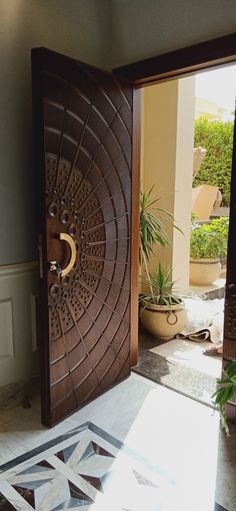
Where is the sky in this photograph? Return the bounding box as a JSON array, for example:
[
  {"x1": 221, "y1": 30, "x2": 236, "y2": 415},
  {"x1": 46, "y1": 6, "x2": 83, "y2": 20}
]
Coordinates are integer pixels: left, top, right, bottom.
[{"x1": 195, "y1": 64, "x2": 236, "y2": 114}]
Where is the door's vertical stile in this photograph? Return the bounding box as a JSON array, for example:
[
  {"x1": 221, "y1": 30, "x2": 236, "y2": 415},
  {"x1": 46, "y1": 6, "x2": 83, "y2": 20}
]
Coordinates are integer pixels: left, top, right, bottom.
[
  {"x1": 31, "y1": 52, "x2": 51, "y2": 424},
  {"x1": 130, "y1": 87, "x2": 141, "y2": 367}
]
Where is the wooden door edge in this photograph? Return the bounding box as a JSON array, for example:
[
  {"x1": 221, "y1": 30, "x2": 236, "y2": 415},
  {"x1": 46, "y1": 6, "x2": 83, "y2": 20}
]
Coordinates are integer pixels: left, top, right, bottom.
[
  {"x1": 31, "y1": 49, "x2": 51, "y2": 426},
  {"x1": 130, "y1": 88, "x2": 141, "y2": 367}
]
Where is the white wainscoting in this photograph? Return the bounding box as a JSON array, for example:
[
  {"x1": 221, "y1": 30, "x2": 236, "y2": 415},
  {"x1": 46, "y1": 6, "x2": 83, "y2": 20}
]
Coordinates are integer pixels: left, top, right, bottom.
[{"x1": 0, "y1": 262, "x2": 39, "y2": 387}]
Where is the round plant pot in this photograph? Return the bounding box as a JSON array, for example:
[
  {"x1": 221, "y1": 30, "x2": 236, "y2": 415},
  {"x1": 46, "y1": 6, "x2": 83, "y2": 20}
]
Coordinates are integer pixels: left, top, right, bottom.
[
  {"x1": 189, "y1": 258, "x2": 221, "y2": 286},
  {"x1": 140, "y1": 302, "x2": 187, "y2": 340}
]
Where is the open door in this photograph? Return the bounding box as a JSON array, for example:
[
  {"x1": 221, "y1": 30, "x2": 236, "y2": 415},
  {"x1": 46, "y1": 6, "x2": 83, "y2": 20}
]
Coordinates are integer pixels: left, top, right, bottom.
[
  {"x1": 223, "y1": 105, "x2": 236, "y2": 422},
  {"x1": 32, "y1": 48, "x2": 139, "y2": 427}
]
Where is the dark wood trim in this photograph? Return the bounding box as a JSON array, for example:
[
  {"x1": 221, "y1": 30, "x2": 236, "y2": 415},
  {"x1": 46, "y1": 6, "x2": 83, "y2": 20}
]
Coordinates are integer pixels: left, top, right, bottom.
[
  {"x1": 130, "y1": 88, "x2": 141, "y2": 367},
  {"x1": 31, "y1": 49, "x2": 51, "y2": 426},
  {"x1": 113, "y1": 32, "x2": 236, "y2": 86}
]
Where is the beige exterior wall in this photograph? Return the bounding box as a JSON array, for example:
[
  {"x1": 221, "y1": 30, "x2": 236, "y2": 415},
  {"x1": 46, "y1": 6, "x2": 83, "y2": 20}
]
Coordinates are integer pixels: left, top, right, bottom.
[{"x1": 141, "y1": 77, "x2": 195, "y2": 290}]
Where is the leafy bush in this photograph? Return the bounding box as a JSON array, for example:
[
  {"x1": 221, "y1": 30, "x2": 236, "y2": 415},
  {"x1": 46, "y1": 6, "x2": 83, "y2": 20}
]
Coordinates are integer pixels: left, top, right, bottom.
[
  {"x1": 190, "y1": 217, "x2": 229, "y2": 259},
  {"x1": 194, "y1": 117, "x2": 234, "y2": 206}
]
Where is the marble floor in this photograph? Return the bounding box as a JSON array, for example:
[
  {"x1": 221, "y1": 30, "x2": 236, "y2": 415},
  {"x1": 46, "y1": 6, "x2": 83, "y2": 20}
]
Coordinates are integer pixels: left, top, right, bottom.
[{"x1": 0, "y1": 373, "x2": 235, "y2": 510}]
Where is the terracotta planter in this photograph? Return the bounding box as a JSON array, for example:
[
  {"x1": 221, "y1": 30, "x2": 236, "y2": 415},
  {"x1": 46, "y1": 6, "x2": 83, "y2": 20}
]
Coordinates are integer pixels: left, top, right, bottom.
[
  {"x1": 140, "y1": 302, "x2": 187, "y2": 340},
  {"x1": 189, "y1": 258, "x2": 221, "y2": 286}
]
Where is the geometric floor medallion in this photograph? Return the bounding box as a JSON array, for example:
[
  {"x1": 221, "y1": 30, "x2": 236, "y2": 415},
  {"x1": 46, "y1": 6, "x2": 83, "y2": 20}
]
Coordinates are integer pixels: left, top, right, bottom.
[
  {"x1": 0, "y1": 422, "x2": 227, "y2": 510},
  {"x1": 0, "y1": 422, "x2": 176, "y2": 511}
]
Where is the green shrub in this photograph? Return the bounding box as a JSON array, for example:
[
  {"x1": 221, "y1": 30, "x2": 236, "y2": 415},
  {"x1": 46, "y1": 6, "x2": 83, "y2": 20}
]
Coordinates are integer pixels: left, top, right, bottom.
[
  {"x1": 194, "y1": 116, "x2": 234, "y2": 206},
  {"x1": 190, "y1": 217, "x2": 229, "y2": 259}
]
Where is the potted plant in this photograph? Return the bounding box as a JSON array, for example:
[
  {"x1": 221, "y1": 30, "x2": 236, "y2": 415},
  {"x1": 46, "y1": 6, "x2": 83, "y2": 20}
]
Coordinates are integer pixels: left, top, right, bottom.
[
  {"x1": 139, "y1": 187, "x2": 186, "y2": 339},
  {"x1": 212, "y1": 360, "x2": 236, "y2": 436},
  {"x1": 190, "y1": 216, "x2": 229, "y2": 285},
  {"x1": 140, "y1": 264, "x2": 187, "y2": 339}
]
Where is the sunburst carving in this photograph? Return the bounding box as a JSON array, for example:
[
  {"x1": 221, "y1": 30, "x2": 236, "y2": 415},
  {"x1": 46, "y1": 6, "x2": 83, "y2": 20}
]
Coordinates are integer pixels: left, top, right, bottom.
[{"x1": 40, "y1": 56, "x2": 133, "y2": 424}]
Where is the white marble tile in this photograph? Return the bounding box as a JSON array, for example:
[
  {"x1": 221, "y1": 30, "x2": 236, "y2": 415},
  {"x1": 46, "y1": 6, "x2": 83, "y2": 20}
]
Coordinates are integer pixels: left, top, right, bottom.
[{"x1": 36, "y1": 473, "x2": 69, "y2": 511}]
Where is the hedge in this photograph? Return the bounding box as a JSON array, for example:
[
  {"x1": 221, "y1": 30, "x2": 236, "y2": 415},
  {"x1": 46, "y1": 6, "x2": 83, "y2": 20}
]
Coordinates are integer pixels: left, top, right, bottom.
[{"x1": 193, "y1": 116, "x2": 234, "y2": 206}]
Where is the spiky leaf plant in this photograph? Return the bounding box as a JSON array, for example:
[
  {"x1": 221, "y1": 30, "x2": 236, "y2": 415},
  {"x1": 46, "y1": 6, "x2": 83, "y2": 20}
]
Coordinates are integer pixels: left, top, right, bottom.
[
  {"x1": 139, "y1": 186, "x2": 182, "y2": 301},
  {"x1": 140, "y1": 263, "x2": 183, "y2": 307}
]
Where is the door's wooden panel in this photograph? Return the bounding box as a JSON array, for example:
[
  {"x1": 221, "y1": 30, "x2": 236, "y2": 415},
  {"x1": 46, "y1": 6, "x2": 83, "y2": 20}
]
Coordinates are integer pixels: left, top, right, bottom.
[{"x1": 32, "y1": 48, "x2": 135, "y2": 426}]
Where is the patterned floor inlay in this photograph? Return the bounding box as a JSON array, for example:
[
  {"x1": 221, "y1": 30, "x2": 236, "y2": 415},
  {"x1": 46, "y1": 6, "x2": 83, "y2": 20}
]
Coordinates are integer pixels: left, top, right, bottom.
[
  {"x1": 0, "y1": 422, "x2": 177, "y2": 511},
  {"x1": 0, "y1": 421, "x2": 228, "y2": 510}
]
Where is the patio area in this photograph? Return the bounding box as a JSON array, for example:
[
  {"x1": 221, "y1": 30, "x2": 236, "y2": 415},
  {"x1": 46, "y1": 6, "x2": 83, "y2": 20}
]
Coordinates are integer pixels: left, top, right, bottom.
[{"x1": 135, "y1": 285, "x2": 226, "y2": 407}]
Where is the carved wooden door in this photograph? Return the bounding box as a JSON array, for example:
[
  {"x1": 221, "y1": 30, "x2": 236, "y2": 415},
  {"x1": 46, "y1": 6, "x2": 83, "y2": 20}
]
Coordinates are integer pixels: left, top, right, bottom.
[
  {"x1": 32, "y1": 48, "x2": 139, "y2": 427},
  {"x1": 223, "y1": 108, "x2": 236, "y2": 422}
]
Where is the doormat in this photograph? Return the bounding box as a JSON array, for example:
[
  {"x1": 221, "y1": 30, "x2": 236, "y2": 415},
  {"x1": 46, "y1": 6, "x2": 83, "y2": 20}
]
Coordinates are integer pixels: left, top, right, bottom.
[
  {"x1": 132, "y1": 347, "x2": 218, "y2": 408},
  {"x1": 0, "y1": 421, "x2": 226, "y2": 510}
]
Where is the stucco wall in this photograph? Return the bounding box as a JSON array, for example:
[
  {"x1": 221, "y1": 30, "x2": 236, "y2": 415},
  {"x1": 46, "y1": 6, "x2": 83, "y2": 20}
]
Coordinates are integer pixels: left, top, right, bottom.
[
  {"x1": 0, "y1": 0, "x2": 110, "y2": 265},
  {"x1": 141, "y1": 78, "x2": 194, "y2": 289},
  {"x1": 111, "y1": 0, "x2": 236, "y2": 67}
]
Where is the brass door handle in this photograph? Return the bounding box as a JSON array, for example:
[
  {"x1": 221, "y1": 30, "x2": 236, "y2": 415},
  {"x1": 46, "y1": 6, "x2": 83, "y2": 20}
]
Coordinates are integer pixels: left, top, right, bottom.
[
  {"x1": 49, "y1": 233, "x2": 76, "y2": 278},
  {"x1": 59, "y1": 233, "x2": 76, "y2": 277}
]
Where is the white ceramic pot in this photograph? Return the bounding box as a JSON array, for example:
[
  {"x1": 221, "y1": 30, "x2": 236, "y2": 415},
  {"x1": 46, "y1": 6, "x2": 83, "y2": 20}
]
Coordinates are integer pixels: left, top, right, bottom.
[
  {"x1": 189, "y1": 258, "x2": 221, "y2": 286},
  {"x1": 140, "y1": 301, "x2": 187, "y2": 340}
]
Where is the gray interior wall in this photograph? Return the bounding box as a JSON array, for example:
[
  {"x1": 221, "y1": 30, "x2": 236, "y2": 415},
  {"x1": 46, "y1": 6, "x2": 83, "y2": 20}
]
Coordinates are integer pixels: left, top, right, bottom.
[
  {"x1": 110, "y1": 0, "x2": 236, "y2": 67},
  {"x1": 0, "y1": 0, "x2": 111, "y2": 265}
]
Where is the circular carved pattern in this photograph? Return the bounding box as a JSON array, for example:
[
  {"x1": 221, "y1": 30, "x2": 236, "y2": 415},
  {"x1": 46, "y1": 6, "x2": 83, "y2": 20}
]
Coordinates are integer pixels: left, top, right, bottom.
[
  {"x1": 68, "y1": 223, "x2": 77, "y2": 237},
  {"x1": 46, "y1": 159, "x2": 107, "y2": 339},
  {"x1": 62, "y1": 275, "x2": 70, "y2": 286},
  {"x1": 60, "y1": 210, "x2": 69, "y2": 224},
  {"x1": 42, "y1": 68, "x2": 133, "y2": 421},
  {"x1": 48, "y1": 203, "x2": 58, "y2": 217},
  {"x1": 50, "y1": 284, "x2": 59, "y2": 297}
]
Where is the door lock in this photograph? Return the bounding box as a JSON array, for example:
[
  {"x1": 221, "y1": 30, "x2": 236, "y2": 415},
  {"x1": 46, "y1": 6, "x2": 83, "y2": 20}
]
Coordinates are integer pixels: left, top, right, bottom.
[
  {"x1": 48, "y1": 261, "x2": 62, "y2": 278},
  {"x1": 48, "y1": 233, "x2": 76, "y2": 279}
]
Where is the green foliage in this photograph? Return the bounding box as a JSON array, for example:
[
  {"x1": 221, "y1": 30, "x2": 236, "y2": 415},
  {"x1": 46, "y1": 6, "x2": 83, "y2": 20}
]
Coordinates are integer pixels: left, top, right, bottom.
[
  {"x1": 139, "y1": 187, "x2": 183, "y2": 302},
  {"x1": 140, "y1": 263, "x2": 183, "y2": 306},
  {"x1": 212, "y1": 361, "x2": 236, "y2": 436},
  {"x1": 194, "y1": 116, "x2": 234, "y2": 206},
  {"x1": 190, "y1": 217, "x2": 229, "y2": 260}
]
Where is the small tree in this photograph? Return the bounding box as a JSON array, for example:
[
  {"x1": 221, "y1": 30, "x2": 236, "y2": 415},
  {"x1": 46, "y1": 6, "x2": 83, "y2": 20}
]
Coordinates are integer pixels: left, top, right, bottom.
[{"x1": 194, "y1": 116, "x2": 234, "y2": 206}]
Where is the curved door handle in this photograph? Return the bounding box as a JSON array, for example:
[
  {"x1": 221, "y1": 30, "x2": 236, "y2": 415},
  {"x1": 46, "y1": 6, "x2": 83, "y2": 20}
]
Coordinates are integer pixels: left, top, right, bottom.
[{"x1": 59, "y1": 233, "x2": 76, "y2": 277}]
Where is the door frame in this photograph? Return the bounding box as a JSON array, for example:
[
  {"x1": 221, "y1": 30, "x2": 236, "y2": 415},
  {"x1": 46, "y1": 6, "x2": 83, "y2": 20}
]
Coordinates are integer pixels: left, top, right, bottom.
[
  {"x1": 113, "y1": 32, "x2": 236, "y2": 86},
  {"x1": 113, "y1": 32, "x2": 236, "y2": 418}
]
